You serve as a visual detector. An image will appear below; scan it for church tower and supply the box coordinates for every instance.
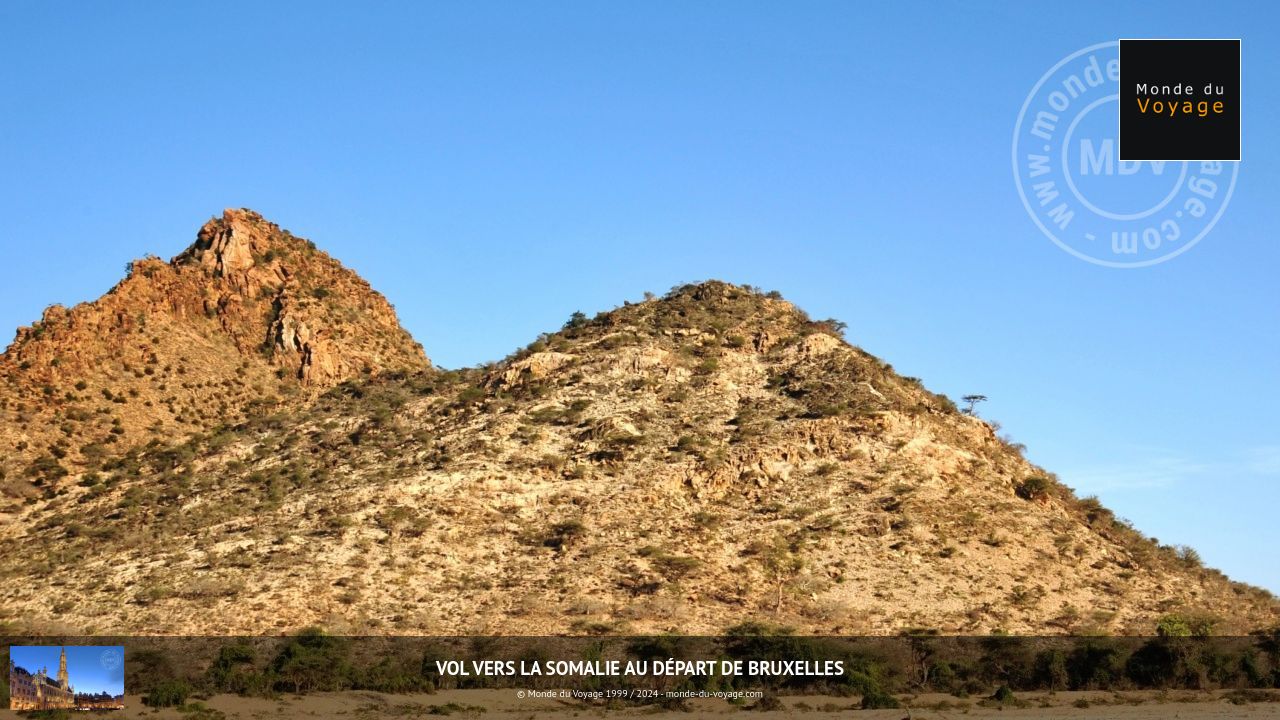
[57,647,68,690]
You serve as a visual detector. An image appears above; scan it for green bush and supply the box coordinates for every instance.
[1066,640,1128,690]
[1016,476,1052,501]
[542,520,586,550]
[1155,612,1217,638]
[270,628,353,693]
[860,689,901,709]
[144,679,192,707]
[1125,639,1184,687]
[563,311,588,330]
[1156,614,1193,638]
[1033,649,1069,690]
[456,387,486,405]
[209,642,262,694]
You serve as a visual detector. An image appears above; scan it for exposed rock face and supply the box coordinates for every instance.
[183,210,277,287]
[0,209,430,481]
[0,277,1274,637]
[490,351,576,388]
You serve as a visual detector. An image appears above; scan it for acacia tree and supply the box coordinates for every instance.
[755,534,804,614]
[379,505,413,557]
[962,394,988,416]
[564,311,588,330]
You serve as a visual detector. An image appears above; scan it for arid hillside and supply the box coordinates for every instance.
[0,209,429,498]
[0,225,1273,637]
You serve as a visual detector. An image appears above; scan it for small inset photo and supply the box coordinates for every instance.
[8,645,125,711]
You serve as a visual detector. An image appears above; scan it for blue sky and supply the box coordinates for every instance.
[8,646,125,695]
[1,2,1276,593]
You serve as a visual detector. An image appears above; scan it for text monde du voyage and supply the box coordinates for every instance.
[1134,82,1228,118]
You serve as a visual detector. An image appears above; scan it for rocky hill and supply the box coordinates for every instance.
[0,209,429,500]
[0,213,1275,637]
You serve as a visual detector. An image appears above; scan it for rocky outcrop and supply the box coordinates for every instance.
[489,351,576,388]
[270,305,347,386]
[0,209,431,476]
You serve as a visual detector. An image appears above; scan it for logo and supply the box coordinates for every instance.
[100,648,122,671]
[1119,39,1240,161]
[1013,41,1238,267]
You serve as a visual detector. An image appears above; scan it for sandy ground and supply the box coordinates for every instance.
[4,689,1277,719]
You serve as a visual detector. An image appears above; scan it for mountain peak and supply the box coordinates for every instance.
[0,211,429,479]
[181,208,281,276]
[171,208,311,292]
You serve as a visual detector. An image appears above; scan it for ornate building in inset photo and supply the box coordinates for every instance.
[8,646,123,711]
[8,646,74,710]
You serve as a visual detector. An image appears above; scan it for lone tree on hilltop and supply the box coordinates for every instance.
[961,394,987,416]
[564,311,588,330]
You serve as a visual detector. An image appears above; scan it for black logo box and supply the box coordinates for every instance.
[1119,39,1240,161]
